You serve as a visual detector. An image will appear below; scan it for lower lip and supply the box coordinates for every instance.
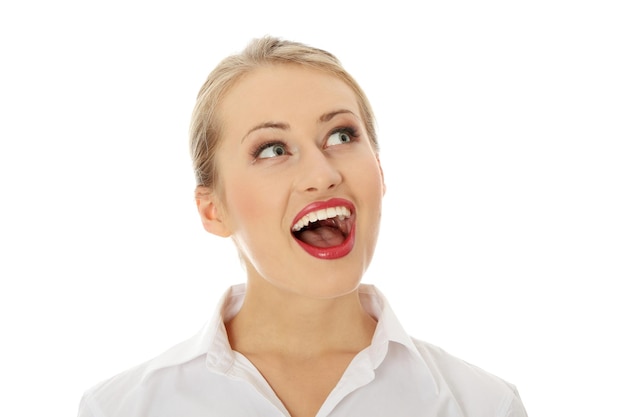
[294,222,356,260]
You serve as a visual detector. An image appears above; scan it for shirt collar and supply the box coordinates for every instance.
[357,284,424,368]
[140,285,244,381]
[141,284,431,384]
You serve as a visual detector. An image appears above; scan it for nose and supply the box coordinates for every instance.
[296,148,343,193]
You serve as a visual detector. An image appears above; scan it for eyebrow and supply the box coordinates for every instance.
[319,109,358,123]
[240,109,359,143]
[241,122,290,143]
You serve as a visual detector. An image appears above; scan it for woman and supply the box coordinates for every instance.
[78,36,527,417]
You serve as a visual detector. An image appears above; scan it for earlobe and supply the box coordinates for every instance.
[195,186,231,237]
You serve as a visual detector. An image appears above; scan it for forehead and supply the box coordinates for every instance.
[218,64,360,134]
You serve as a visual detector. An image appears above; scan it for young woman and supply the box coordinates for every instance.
[78,36,527,417]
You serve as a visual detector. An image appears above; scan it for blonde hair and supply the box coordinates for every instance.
[189,36,378,188]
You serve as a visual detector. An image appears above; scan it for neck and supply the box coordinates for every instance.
[225,279,377,359]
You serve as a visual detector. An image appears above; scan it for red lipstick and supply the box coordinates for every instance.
[291,198,356,260]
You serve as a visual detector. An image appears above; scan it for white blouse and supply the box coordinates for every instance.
[78,284,527,417]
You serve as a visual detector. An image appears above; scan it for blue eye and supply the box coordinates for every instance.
[326,129,354,147]
[255,142,288,159]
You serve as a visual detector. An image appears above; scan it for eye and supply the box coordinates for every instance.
[326,128,355,147]
[254,142,288,159]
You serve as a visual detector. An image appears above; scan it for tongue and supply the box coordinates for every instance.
[299,226,345,248]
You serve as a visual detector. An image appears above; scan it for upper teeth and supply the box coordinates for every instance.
[292,206,352,232]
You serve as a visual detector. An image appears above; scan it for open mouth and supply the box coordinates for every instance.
[291,199,356,259]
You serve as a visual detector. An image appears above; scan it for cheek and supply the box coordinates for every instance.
[224,181,262,223]
[353,154,385,196]
[222,173,283,232]
[217,161,262,223]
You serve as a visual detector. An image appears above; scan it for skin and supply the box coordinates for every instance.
[195,63,386,417]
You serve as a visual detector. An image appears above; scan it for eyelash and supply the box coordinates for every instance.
[250,140,287,159]
[250,125,360,159]
[330,126,359,142]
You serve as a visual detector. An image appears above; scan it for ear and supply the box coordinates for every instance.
[195,186,231,237]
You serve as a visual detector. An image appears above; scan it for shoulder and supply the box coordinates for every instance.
[412,338,527,416]
[413,338,517,391]
[79,358,154,417]
[78,334,208,417]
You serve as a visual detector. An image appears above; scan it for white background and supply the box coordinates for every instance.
[1,1,624,416]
